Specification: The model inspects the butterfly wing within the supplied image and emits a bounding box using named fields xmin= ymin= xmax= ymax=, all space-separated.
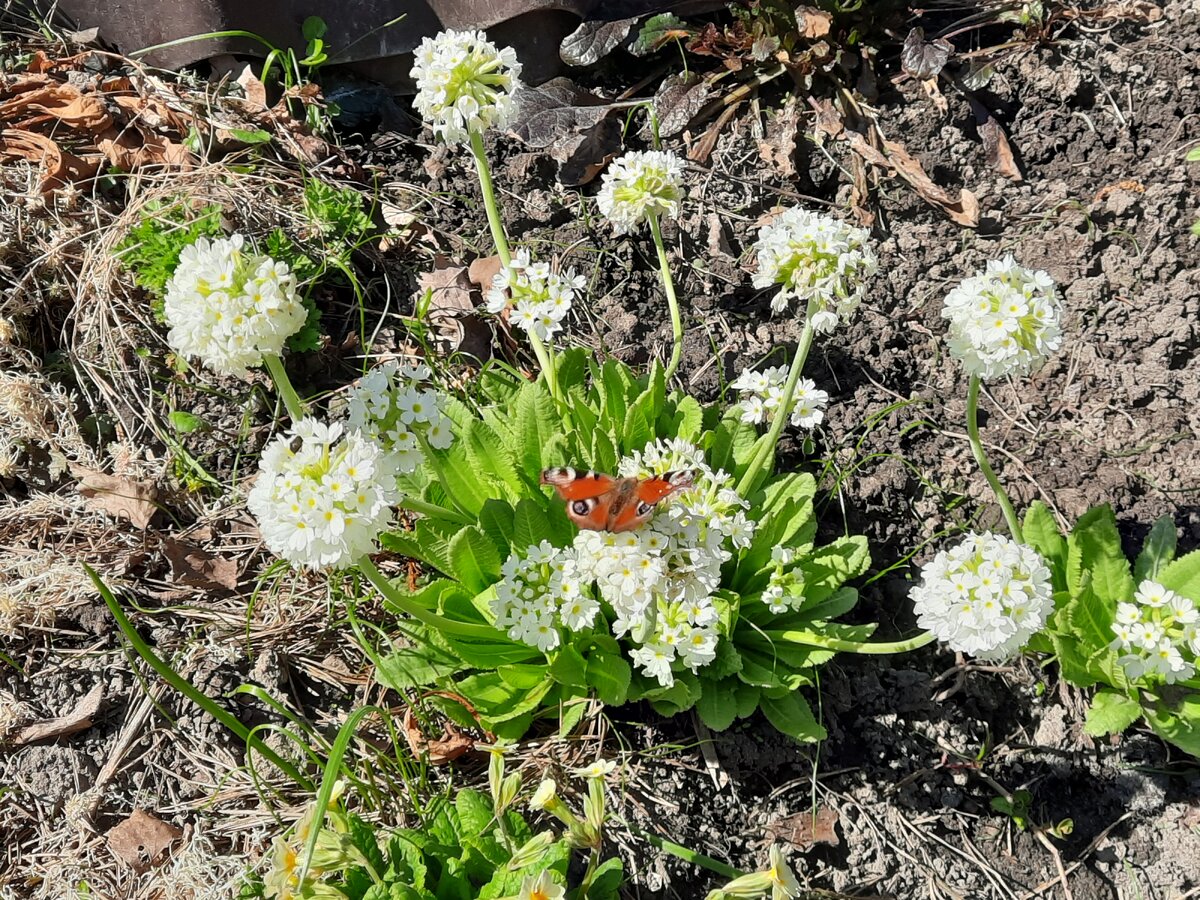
xmin=608 ymin=469 xmax=696 ymax=532
xmin=541 ymin=467 xmax=622 ymax=531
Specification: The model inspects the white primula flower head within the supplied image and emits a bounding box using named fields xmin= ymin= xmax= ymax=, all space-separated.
xmin=1110 ymin=579 xmax=1197 ymax=685
xmin=163 ymin=234 xmax=306 ymax=378
xmin=731 ymin=366 xmax=829 ymax=430
xmin=410 ymin=29 xmax=521 ymax=144
xmin=596 ymin=150 xmax=684 ymax=234
xmin=910 ymin=532 xmax=1053 ymax=660
xmin=942 ymin=255 xmax=1062 ymax=380
xmin=752 ymin=207 xmax=877 ymax=329
xmin=486 ymin=248 xmax=586 ymax=340
xmin=247 ymin=418 xmax=398 ymax=570
xmin=492 ymin=541 xmax=590 ymax=651
xmin=344 ymin=360 xmax=455 ymax=484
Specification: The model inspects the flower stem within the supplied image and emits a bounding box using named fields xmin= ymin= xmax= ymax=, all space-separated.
xmin=358 ymin=555 xmax=500 ymax=640
xmin=735 ymin=301 xmax=818 ymax=497
xmin=469 ymin=130 xmax=563 ymax=403
xmin=966 ymin=375 xmax=1023 ymax=542
xmin=263 ymin=353 xmax=306 ymax=421
xmin=767 ymin=628 xmax=936 ymax=654
xmin=469 ymin=130 xmax=511 ymax=267
xmin=648 ymin=213 xmax=684 ymax=382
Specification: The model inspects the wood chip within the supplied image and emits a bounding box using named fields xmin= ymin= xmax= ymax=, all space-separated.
xmin=106 ymin=810 xmax=183 ymax=872
xmin=13 ymin=684 xmax=103 ymax=746
xmin=770 ymin=804 xmax=841 ymax=849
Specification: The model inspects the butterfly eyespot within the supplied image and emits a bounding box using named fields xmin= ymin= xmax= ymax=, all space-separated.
xmin=636 ymin=501 xmax=653 ymax=516
xmin=572 ymin=500 xmax=592 ymax=515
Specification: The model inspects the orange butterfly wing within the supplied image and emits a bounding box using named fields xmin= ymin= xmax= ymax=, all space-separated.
xmin=608 ymin=470 xmax=696 ymax=532
xmin=541 ymin=467 xmax=696 ymax=533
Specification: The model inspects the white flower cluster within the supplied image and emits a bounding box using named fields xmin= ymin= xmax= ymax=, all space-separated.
xmin=942 ymin=255 xmax=1063 ymax=380
xmin=247 ymin=419 xmax=398 ymax=570
xmin=344 ymin=361 xmax=454 ymax=482
xmin=910 ymin=532 xmax=1053 ymax=660
xmin=410 ymin=29 xmax=521 ymax=144
xmin=491 ymin=540 xmax=596 ymax=651
xmin=486 ymin=249 xmax=586 ymax=340
xmin=493 ymin=440 xmax=754 ymax=687
xmin=761 ymin=546 xmax=802 ymax=614
xmin=596 ymin=150 xmax=684 ymax=234
xmin=731 ymin=366 xmax=829 ymax=430
xmin=753 ymin=207 xmax=877 ymax=330
xmin=164 ymin=235 xmax=306 ymax=377
xmin=1111 ymin=580 xmax=1199 ymax=684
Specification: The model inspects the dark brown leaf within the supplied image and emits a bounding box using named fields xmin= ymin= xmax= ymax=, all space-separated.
xmin=555 ymin=114 xmax=622 ymax=186
xmin=467 ymin=255 xmax=504 ymax=291
xmin=73 ymin=466 xmax=159 ymax=529
xmin=980 ymin=117 xmax=1022 ymax=181
xmin=162 ymin=538 xmax=239 ymax=591
xmin=772 ymin=805 xmax=840 ymax=849
xmin=846 ymin=131 xmax=979 ymax=227
xmin=419 ymin=258 xmax=491 ymax=361
xmin=13 ymin=684 xmax=103 ymax=746
xmin=106 ymin=810 xmax=183 ymax=872
xmin=901 ymin=27 xmax=953 ymax=80
xmin=509 ymin=77 xmax=611 ymax=148
xmin=652 ymin=73 xmax=712 ymax=138
xmin=560 ymin=18 xmax=636 ymax=66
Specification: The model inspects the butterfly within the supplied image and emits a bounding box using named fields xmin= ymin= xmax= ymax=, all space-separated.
xmin=540 ymin=466 xmax=695 ymax=532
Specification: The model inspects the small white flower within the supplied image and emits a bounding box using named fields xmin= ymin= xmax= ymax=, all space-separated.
xmin=247 ymin=418 xmax=398 ymax=570
xmin=163 ymin=235 xmax=306 ymax=377
xmin=911 ymin=532 xmax=1053 ymax=660
xmin=572 ymin=759 xmax=617 ymax=779
xmin=1113 ymin=578 xmax=1200 ymax=685
xmin=410 ymin=29 xmax=521 ymax=144
xmin=596 ymin=150 xmax=685 ymax=234
xmin=752 ymin=207 xmax=877 ymax=329
xmin=345 ymin=361 xmax=455 ymax=483
xmin=732 ymin=367 xmax=829 ymax=432
xmin=486 ymin=249 xmax=585 ymax=340
xmin=942 ymin=255 xmax=1062 ymax=380
xmin=493 ymin=542 xmax=587 ymax=648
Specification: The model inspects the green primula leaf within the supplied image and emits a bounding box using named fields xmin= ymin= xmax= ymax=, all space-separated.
xmin=548 ymin=643 xmax=589 ymax=687
xmin=1023 ymin=501 xmax=1066 ymax=590
xmin=1048 ymin=625 xmax=1100 ymax=687
xmin=453 ymin=789 xmax=493 ymax=842
xmin=795 ymin=536 xmax=870 ymax=604
xmin=1143 ymin=691 xmax=1200 ymax=756
xmin=760 ymin=692 xmax=826 ymax=742
xmin=585 ymin=644 xmax=631 ymax=705
xmin=696 ymin=680 xmax=738 ymax=730
xmin=477 ymin=499 xmax=515 ymax=558
xmin=1066 ymin=505 xmax=1133 ymax=604
xmin=378 ymin=635 xmax=467 ymax=690
xmin=590 ymin=427 xmax=620 ymax=475
xmin=427 ymin=440 xmax=491 ymax=516
xmin=665 ymin=394 xmax=704 ymax=443
xmin=733 ymin=681 xmax=760 ymax=719
xmin=706 ymin=639 xmax=743 ymax=679
xmin=465 ymin=418 xmax=525 ymax=501
xmin=386 ymin=833 xmax=428 ymax=887
xmin=512 ymin=499 xmax=553 ymax=551
xmin=646 ymin=670 xmax=701 ymax=716
xmin=622 ymin=403 xmax=653 ymax=454
xmin=794 ymin=586 xmax=861 ymax=622
xmin=168 ymin=410 xmax=204 ymax=433
xmin=1083 ymin=690 xmax=1142 ymax=737
xmin=587 ymin=856 xmax=625 ymax=900
xmin=632 ymin=12 xmax=690 ymax=55
xmin=1064 ymin=581 xmax=1118 ymax=659
xmin=1134 ymin=515 xmax=1177 ymax=583
xmin=448 ymin=526 xmax=502 ymax=594
xmin=1158 ymin=548 xmax=1200 ymax=599
xmin=512 ymin=380 xmax=559 ymax=479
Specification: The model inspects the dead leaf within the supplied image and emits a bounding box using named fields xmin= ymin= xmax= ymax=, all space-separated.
xmin=0 ymin=128 xmax=98 ymax=193
xmin=13 ymin=684 xmax=103 ymax=746
xmin=72 ymin=466 xmax=159 ymax=529
xmin=555 ymin=114 xmax=622 ymax=186
xmin=846 ymin=132 xmax=979 ymax=227
xmin=559 ymin=18 xmax=636 ymax=66
xmin=757 ymin=97 xmax=801 ymax=177
xmin=689 ymin=98 xmax=743 ymax=164
xmin=467 ymin=254 xmax=504 ymax=291
xmin=980 ymin=117 xmax=1022 ymax=181
xmin=770 ymin=805 xmax=840 ymax=849
xmin=509 ymin=77 xmax=612 ymax=148
xmin=162 ymin=538 xmax=238 ymax=591
xmin=920 ymin=77 xmax=949 ymax=114
xmin=901 ymin=27 xmax=954 ymax=80
xmin=0 ymin=77 xmax=112 ymax=131
xmin=651 ymin=73 xmax=712 ymax=138
xmin=106 ymin=810 xmax=183 ymax=872
xmin=418 ymin=258 xmax=491 ymax=361
xmin=796 ymin=6 xmax=833 ymax=39
xmin=97 ymin=126 xmax=192 ymax=171
xmin=235 ymin=63 xmax=268 ymax=110
xmin=402 ymin=690 xmax=490 ymax=764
